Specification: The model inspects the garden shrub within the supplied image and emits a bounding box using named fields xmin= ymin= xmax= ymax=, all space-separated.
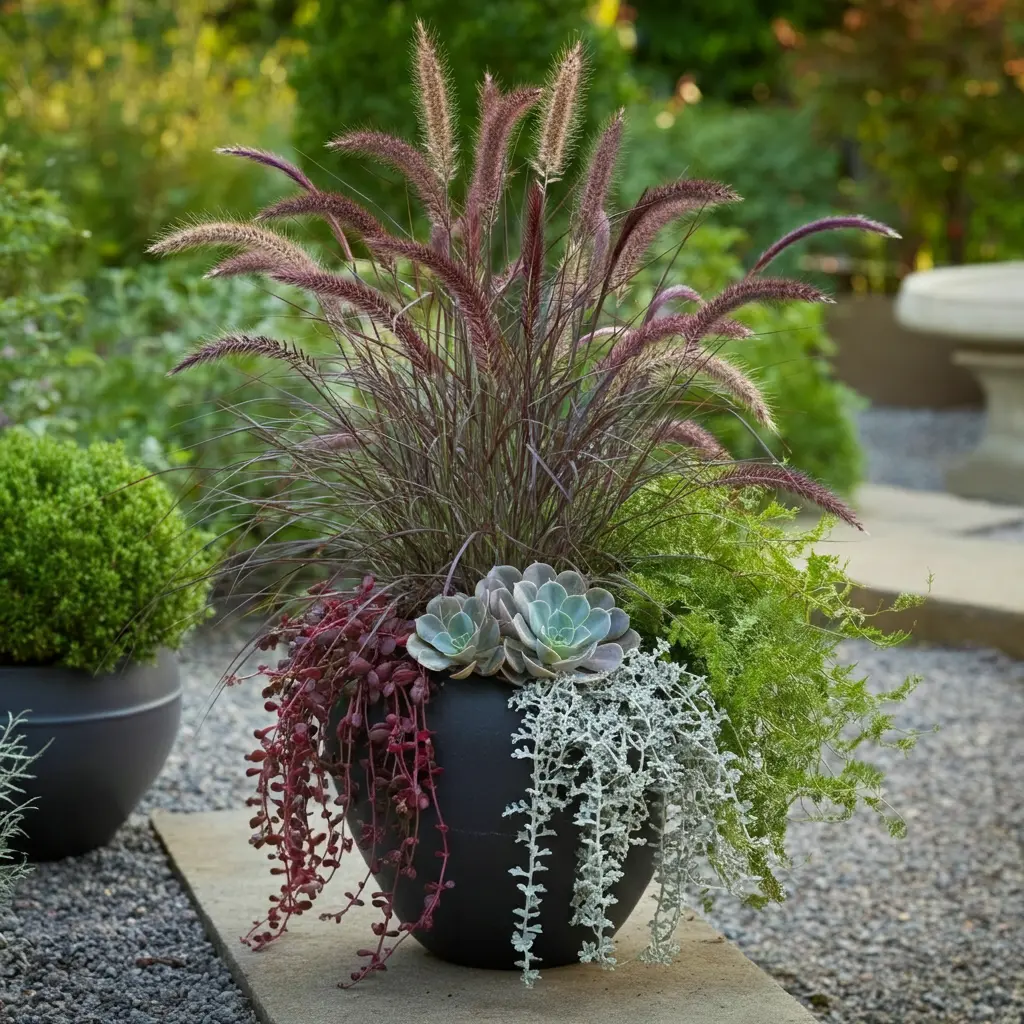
xmin=791 ymin=0 xmax=1024 ymax=270
xmin=620 ymin=223 xmax=864 ymax=495
xmin=0 ymin=147 xmax=86 ymax=431
xmin=291 ymin=0 xmax=635 ymax=227
xmin=0 ymin=430 xmax=215 ymax=671
xmin=621 ymin=483 xmax=920 ymax=902
xmin=0 ymin=0 xmax=299 ymax=266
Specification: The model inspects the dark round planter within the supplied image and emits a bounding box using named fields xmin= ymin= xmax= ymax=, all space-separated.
xmin=338 ymin=675 xmax=657 ymax=970
xmin=0 ymin=651 xmax=181 ymax=861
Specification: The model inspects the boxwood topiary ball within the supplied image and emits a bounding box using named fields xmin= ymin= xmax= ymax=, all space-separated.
xmin=0 ymin=429 xmax=215 ymax=671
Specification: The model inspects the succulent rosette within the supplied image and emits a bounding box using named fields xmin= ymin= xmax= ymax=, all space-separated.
xmin=480 ymin=563 xmax=640 ymax=683
xmin=406 ymin=593 xmax=504 ymax=678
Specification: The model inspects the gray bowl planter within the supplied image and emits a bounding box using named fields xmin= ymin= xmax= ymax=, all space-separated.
xmin=337 ymin=675 xmax=657 ymax=970
xmin=0 ymin=652 xmax=181 ymax=861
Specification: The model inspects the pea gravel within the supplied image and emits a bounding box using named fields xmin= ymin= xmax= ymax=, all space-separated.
xmin=2 ymin=627 xmax=1022 ymax=1023
xmin=857 ymin=407 xmax=986 ymax=494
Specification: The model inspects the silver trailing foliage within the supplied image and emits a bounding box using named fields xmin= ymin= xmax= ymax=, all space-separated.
xmin=0 ymin=712 xmax=36 ymax=908
xmin=504 ymin=644 xmax=765 ymax=985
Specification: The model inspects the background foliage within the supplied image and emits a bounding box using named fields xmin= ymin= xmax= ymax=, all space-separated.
xmin=618 ymin=100 xmax=848 ymax=278
xmin=629 ymin=0 xmax=845 ymax=100
xmin=0 ymin=0 xmax=298 ymax=266
xmin=0 ymin=146 xmax=86 ymax=431
xmin=792 ymin=0 xmax=1024 ymax=271
xmin=0 ymin=430 xmax=214 ymax=671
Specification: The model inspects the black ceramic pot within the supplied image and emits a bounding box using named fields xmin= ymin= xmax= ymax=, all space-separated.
xmin=340 ymin=675 xmax=657 ymax=970
xmin=0 ymin=652 xmax=181 ymax=861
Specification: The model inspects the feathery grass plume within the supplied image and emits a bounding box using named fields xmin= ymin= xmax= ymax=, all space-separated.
xmin=215 ymin=146 xmax=316 ymax=190
xmin=645 ymin=346 xmax=776 ymax=429
xmin=268 ymin=268 xmax=443 ymax=375
xmin=464 ymin=85 xmax=543 ymax=257
xmin=215 ymin=148 xmax=357 ymax=262
xmin=657 ymin=420 xmax=730 ymax=461
xmin=205 ymin=251 xmax=284 ymax=279
xmin=709 ymin=464 xmax=863 ymax=529
xmin=749 ymin=215 xmax=899 ymax=276
xmin=148 ymin=221 xmax=321 ymax=274
xmin=533 ymin=40 xmax=586 ymax=183
xmin=257 ymin=191 xmax=390 ymax=243
xmin=644 ymin=283 xmax=704 ymax=323
xmin=328 ymin=131 xmax=448 ymax=224
xmin=169 ymin=334 xmax=319 ymax=377
xmin=600 ymin=312 xmax=752 ymax=377
xmin=683 ymin=277 xmax=830 ymax=344
xmin=608 ymin=180 xmax=741 ymax=290
xmin=413 ymin=20 xmax=458 ymax=186
xmin=576 ymin=110 xmax=624 ymax=235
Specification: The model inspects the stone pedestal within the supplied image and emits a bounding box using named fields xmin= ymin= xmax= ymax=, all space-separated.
xmin=946 ymin=351 xmax=1024 ymax=504
xmin=896 ymin=261 xmax=1024 ymax=505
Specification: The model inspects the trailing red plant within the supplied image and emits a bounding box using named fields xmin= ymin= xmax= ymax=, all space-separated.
xmin=239 ymin=575 xmax=452 ymax=986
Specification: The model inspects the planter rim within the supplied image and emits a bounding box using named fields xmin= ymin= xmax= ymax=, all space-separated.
xmin=0 ymin=649 xmax=180 ymax=719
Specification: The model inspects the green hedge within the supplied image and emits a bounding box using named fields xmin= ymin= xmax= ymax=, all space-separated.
xmin=0 ymin=430 xmax=214 ymax=671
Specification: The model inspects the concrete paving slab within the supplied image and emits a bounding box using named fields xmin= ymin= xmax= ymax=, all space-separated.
xmin=792 ymin=484 xmax=1024 ymax=658
xmin=854 ymin=483 xmax=1024 ymax=535
xmin=152 ymin=808 xmax=815 ymax=1024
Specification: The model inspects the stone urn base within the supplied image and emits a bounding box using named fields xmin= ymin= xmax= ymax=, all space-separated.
xmin=896 ymin=262 xmax=1024 ymax=506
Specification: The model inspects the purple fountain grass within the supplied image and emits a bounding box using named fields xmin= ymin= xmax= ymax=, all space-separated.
xmin=256 ymin=191 xmax=391 ymax=243
xmin=328 ymin=130 xmax=449 ymax=226
xmin=748 ymin=215 xmax=900 ymax=276
xmin=153 ymin=23 xmax=888 ymax=615
xmin=713 ymin=463 xmax=863 ymax=529
xmin=643 ymin=283 xmax=704 ymax=323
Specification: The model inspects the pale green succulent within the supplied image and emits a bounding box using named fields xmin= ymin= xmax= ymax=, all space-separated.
xmin=478 ymin=563 xmax=640 ymax=684
xmin=407 ymin=594 xmax=504 ymax=679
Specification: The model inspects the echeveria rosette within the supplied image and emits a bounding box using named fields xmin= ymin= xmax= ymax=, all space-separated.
xmin=491 ymin=563 xmax=640 ymax=684
xmin=406 ymin=594 xmax=505 ymax=679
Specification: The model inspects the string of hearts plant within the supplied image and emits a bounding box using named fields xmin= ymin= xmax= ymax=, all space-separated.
xmin=154 ymin=24 xmax=914 ymax=989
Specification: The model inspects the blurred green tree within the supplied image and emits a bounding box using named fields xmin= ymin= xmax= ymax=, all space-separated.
xmin=629 ymin=0 xmax=846 ymax=101
xmin=793 ymin=0 xmax=1024 ymax=270
xmin=0 ymin=0 xmax=299 ymax=265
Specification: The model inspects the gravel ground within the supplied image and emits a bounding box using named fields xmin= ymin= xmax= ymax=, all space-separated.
xmin=708 ymin=642 xmax=1024 ymax=1024
xmin=2 ymin=630 xmax=1022 ymax=1023
xmin=857 ymin=407 xmax=986 ymax=494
